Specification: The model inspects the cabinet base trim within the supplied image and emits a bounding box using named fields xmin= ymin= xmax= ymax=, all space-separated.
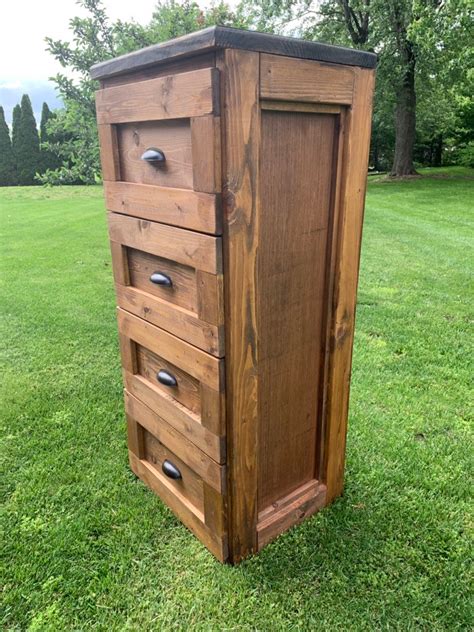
xmin=257 ymin=480 xmax=327 ymax=550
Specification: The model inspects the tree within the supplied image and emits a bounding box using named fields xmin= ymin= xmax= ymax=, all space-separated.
xmin=40 ymin=0 xmax=149 ymax=184
xmin=39 ymin=102 xmax=60 ymax=173
xmin=243 ymin=0 xmax=473 ymax=176
xmin=147 ymin=0 xmax=250 ymax=40
xmin=15 ymin=95 xmax=41 ymax=185
xmin=11 ymin=103 xmax=21 ymax=159
xmin=41 ymin=0 xmax=249 ymax=184
xmin=303 ymin=0 xmax=419 ymax=175
xmin=0 ymin=107 xmax=17 ymax=186
xmin=40 ymin=102 xmax=53 ymax=141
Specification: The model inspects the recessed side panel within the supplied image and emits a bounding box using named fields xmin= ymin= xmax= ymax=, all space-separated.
xmin=257 ymin=110 xmax=337 ymax=512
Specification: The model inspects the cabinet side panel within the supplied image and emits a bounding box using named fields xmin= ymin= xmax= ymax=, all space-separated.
xmin=258 ymin=110 xmax=337 ymax=511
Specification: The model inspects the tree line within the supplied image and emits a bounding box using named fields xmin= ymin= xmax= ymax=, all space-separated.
xmin=2 ymin=0 xmax=471 ymax=187
xmin=0 ymin=95 xmax=59 ymax=186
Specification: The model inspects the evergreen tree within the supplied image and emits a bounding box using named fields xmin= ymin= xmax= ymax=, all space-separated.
xmin=39 ymin=102 xmax=59 ymax=173
xmin=40 ymin=102 xmax=52 ymax=141
xmin=11 ymin=103 xmax=21 ymax=157
xmin=16 ymin=95 xmax=41 ymax=185
xmin=0 ymin=107 xmax=17 ymax=186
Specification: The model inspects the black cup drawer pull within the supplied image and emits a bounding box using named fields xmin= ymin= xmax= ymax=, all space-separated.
xmin=162 ymin=459 xmax=182 ymax=480
xmin=149 ymin=272 xmax=172 ymax=287
xmin=141 ymin=148 xmax=166 ymax=164
xmin=157 ymin=370 xmax=178 ymax=387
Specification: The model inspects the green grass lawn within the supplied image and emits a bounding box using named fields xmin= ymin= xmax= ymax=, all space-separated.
xmin=1 ymin=168 xmax=473 ymax=630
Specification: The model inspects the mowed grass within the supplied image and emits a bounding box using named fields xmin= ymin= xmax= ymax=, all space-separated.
xmin=1 ymin=168 xmax=473 ymax=630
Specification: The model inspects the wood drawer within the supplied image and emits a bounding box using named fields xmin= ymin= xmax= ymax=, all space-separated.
xmin=126 ymin=391 xmax=227 ymax=561
xmin=96 ymin=68 xmax=221 ymax=234
xmin=118 ymin=308 xmax=226 ymax=464
xmin=109 ymin=213 xmax=224 ymax=356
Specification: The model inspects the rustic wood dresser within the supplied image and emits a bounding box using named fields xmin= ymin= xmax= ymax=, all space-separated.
xmin=92 ymin=26 xmax=376 ymax=563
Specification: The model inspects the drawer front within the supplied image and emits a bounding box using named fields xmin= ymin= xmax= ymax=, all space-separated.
xmin=97 ymin=68 xmax=221 ymax=234
xmin=118 ymin=309 xmax=226 ymax=464
xmin=126 ymin=391 xmax=227 ymax=561
xmin=117 ymin=119 xmax=192 ymax=189
xmin=109 ymin=213 xmax=224 ymax=356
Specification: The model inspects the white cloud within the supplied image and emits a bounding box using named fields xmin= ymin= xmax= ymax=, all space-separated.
xmin=1 ymin=0 xmax=159 ymax=83
xmin=0 ymin=81 xmax=23 ymax=90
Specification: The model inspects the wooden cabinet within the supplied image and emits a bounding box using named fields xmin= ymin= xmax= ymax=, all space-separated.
xmin=92 ymin=26 xmax=376 ymax=563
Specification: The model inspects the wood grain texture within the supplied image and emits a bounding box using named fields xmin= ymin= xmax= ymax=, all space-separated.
xmin=260 ymin=54 xmax=354 ymax=105
xmin=118 ymin=333 xmax=136 ymax=374
xmin=257 ymin=481 xmax=327 ymax=549
xmin=322 ymin=67 xmax=375 ymax=502
xmin=126 ymin=247 xmax=197 ymax=312
xmin=117 ymin=308 xmax=223 ymax=391
xmin=99 ymin=52 xmax=216 ymax=87
xmin=96 ymin=67 xmax=219 ymax=124
xmin=191 ymin=115 xmax=222 ymax=193
xmin=115 ymin=284 xmax=224 ymax=356
xmin=261 ymin=101 xmax=343 ymax=115
xmin=90 ymin=26 xmax=376 ymax=81
xmin=136 ymin=344 xmax=201 ymax=414
xmin=200 ymin=384 xmax=225 ymax=437
xmin=196 ymin=270 xmax=224 ymax=326
xmin=220 ymin=49 xmax=260 ymax=562
xmin=315 ymin=109 xmax=346 ymax=484
xmin=257 ymin=110 xmax=337 ymax=512
xmin=124 ymin=370 xmax=225 ymax=463
xmin=125 ymin=248 xmax=224 ymax=327
xmin=126 ymin=414 xmax=145 ymax=458
xmin=129 ymin=452 xmax=228 ymax=561
xmin=108 ymin=212 xmax=222 ymax=274
xmin=203 ymin=484 xmax=227 ymax=537
xmin=117 ymin=119 xmax=192 ymax=189
xmin=125 ymin=391 xmax=225 ymax=493
xmin=143 ymin=427 xmax=205 ymax=513
xmin=109 ymin=241 xmax=129 ymax=286
xmin=97 ymin=124 xmax=120 ymax=180
xmin=104 ymin=181 xmax=219 ymax=234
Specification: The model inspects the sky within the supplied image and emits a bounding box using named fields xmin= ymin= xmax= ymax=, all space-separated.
xmin=0 ymin=0 xmax=164 ymax=124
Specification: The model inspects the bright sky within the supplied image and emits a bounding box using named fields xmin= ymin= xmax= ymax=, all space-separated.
xmin=1 ymin=0 xmax=159 ymax=82
xmin=0 ymin=0 xmax=205 ymax=123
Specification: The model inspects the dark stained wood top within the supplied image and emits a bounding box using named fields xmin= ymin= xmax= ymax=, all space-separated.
xmin=90 ymin=26 xmax=377 ymax=80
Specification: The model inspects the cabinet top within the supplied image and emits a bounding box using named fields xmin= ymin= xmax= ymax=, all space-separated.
xmin=90 ymin=25 xmax=377 ymax=80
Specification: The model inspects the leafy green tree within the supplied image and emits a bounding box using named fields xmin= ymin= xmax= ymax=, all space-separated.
xmin=41 ymin=0 xmax=248 ymax=184
xmin=40 ymin=0 xmax=150 ymax=184
xmin=0 ymin=107 xmax=17 ymax=186
xmin=16 ymin=95 xmax=41 ymax=185
xmin=243 ymin=0 xmax=473 ymax=176
xmin=148 ymin=0 xmax=250 ymax=40
xmin=39 ymin=102 xmax=60 ymax=173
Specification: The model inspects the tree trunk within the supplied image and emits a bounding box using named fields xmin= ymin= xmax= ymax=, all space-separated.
xmin=433 ymin=134 xmax=443 ymax=167
xmin=390 ymin=41 xmax=417 ymax=176
xmin=373 ymin=139 xmax=379 ymax=171
xmin=372 ymin=132 xmax=380 ymax=171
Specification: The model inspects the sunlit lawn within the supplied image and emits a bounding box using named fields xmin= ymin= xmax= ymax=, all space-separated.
xmin=1 ymin=168 xmax=472 ymax=630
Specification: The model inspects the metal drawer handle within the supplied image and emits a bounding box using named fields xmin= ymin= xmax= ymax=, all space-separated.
xmin=141 ymin=147 xmax=166 ymax=164
xmin=162 ymin=459 xmax=182 ymax=480
xmin=149 ymin=272 xmax=172 ymax=287
xmin=157 ymin=370 xmax=178 ymax=388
